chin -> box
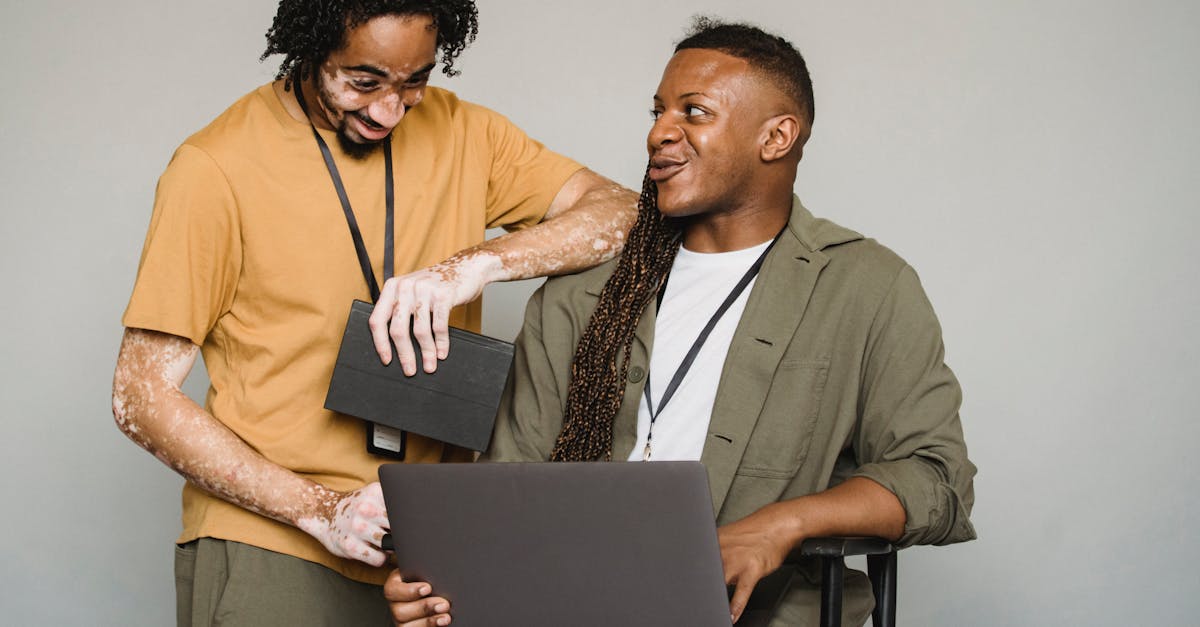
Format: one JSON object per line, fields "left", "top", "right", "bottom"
{"left": 336, "top": 128, "right": 385, "bottom": 160}
{"left": 653, "top": 185, "right": 683, "bottom": 214}
{"left": 655, "top": 192, "right": 703, "bottom": 219}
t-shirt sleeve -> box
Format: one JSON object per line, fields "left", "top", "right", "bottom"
{"left": 478, "top": 107, "right": 583, "bottom": 231}
{"left": 121, "top": 143, "right": 242, "bottom": 346}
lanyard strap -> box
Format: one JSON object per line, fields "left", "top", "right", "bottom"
{"left": 294, "top": 79, "right": 394, "bottom": 302}
{"left": 643, "top": 229, "right": 784, "bottom": 425}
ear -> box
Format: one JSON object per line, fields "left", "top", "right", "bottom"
{"left": 759, "top": 114, "right": 808, "bottom": 163}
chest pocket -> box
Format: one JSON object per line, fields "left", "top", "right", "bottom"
{"left": 734, "top": 358, "right": 830, "bottom": 479}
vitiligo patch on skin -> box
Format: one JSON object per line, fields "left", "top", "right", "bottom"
{"left": 372, "top": 174, "right": 636, "bottom": 369}
{"left": 482, "top": 183, "right": 635, "bottom": 281}
{"left": 112, "top": 174, "right": 637, "bottom": 565}
{"left": 111, "top": 328, "right": 389, "bottom": 566}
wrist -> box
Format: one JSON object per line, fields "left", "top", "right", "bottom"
{"left": 445, "top": 250, "right": 506, "bottom": 285}
{"left": 767, "top": 499, "right": 811, "bottom": 550}
{"left": 295, "top": 483, "right": 342, "bottom": 529}
{"left": 473, "top": 250, "right": 506, "bottom": 284}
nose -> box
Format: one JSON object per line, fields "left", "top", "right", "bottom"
{"left": 647, "top": 113, "right": 681, "bottom": 152}
{"left": 367, "top": 86, "right": 423, "bottom": 129}
{"left": 366, "top": 92, "right": 404, "bottom": 129}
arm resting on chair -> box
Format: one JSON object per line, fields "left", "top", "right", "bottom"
{"left": 720, "top": 476, "right": 904, "bottom": 623}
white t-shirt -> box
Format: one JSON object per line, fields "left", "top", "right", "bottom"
{"left": 627, "top": 239, "right": 773, "bottom": 462}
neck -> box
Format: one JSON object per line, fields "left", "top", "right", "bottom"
{"left": 682, "top": 193, "right": 792, "bottom": 253}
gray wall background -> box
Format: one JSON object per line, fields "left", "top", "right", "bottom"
{"left": 2, "top": 1, "right": 1197, "bottom": 625}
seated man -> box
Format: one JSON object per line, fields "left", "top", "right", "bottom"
{"left": 386, "top": 18, "right": 976, "bottom": 627}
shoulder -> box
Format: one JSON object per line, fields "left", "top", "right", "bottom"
{"left": 410, "top": 86, "right": 510, "bottom": 128}
{"left": 520, "top": 258, "right": 621, "bottom": 330}
{"left": 828, "top": 237, "right": 910, "bottom": 288}
{"left": 182, "top": 84, "right": 279, "bottom": 159}
{"left": 512, "top": 259, "right": 621, "bottom": 360}
{"left": 541, "top": 258, "right": 618, "bottom": 302}
{"left": 804, "top": 222, "right": 943, "bottom": 333}
{"left": 789, "top": 201, "right": 911, "bottom": 292}
{"left": 408, "top": 85, "right": 464, "bottom": 119}
{"left": 152, "top": 85, "right": 284, "bottom": 210}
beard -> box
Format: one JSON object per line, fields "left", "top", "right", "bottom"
{"left": 317, "top": 81, "right": 389, "bottom": 160}
{"left": 335, "top": 125, "right": 387, "bottom": 160}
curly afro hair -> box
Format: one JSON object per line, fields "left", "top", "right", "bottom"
{"left": 261, "top": 0, "right": 479, "bottom": 88}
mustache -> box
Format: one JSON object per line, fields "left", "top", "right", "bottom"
{"left": 354, "top": 111, "right": 385, "bottom": 130}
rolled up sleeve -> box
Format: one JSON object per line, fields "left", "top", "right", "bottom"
{"left": 851, "top": 265, "right": 977, "bottom": 547}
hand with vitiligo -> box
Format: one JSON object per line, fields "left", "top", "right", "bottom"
{"left": 368, "top": 169, "right": 638, "bottom": 377}
{"left": 369, "top": 255, "right": 493, "bottom": 376}
{"left": 298, "top": 482, "right": 391, "bottom": 567}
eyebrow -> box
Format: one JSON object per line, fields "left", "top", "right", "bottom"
{"left": 406, "top": 63, "right": 436, "bottom": 79}
{"left": 653, "top": 91, "right": 710, "bottom": 102}
{"left": 344, "top": 62, "right": 437, "bottom": 80}
{"left": 345, "top": 64, "right": 390, "bottom": 78}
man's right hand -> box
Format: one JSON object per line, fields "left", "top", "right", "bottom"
{"left": 297, "top": 482, "right": 391, "bottom": 567}
{"left": 384, "top": 569, "right": 452, "bottom": 626}
{"left": 369, "top": 255, "right": 495, "bottom": 376}
{"left": 112, "top": 328, "right": 394, "bottom": 567}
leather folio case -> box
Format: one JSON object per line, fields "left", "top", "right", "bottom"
{"left": 324, "top": 300, "right": 515, "bottom": 452}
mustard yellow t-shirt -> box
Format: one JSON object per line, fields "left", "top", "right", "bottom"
{"left": 122, "top": 83, "right": 582, "bottom": 584}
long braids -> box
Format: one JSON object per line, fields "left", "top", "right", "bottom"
{"left": 550, "top": 167, "right": 681, "bottom": 462}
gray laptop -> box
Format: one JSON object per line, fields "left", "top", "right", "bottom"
{"left": 379, "top": 461, "right": 733, "bottom": 627}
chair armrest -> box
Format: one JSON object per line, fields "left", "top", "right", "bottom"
{"left": 787, "top": 536, "right": 893, "bottom": 563}
{"left": 783, "top": 538, "right": 897, "bottom": 627}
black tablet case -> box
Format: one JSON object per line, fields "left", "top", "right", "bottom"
{"left": 324, "top": 300, "right": 514, "bottom": 452}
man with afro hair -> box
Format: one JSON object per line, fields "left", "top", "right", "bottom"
{"left": 112, "top": 1, "right": 636, "bottom": 624}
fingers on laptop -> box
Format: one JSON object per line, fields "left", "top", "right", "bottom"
{"left": 725, "top": 562, "right": 771, "bottom": 625}
{"left": 393, "top": 604, "right": 451, "bottom": 627}
{"left": 726, "top": 574, "right": 757, "bottom": 624}
{"left": 384, "top": 570, "right": 451, "bottom": 626}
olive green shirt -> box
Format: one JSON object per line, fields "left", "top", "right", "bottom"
{"left": 486, "top": 197, "right": 976, "bottom": 625}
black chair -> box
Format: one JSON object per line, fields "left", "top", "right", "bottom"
{"left": 788, "top": 537, "right": 897, "bottom": 627}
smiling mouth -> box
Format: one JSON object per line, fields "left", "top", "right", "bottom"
{"left": 648, "top": 158, "right": 686, "bottom": 182}
{"left": 351, "top": 113, "right": 391, "bottom": 141}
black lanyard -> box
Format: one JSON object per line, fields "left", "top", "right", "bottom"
{"left": 641, "top": 229, "right": 783, "bottom": 460}
{"left": 294, "top": 80, "right": 394, "bottom": 302}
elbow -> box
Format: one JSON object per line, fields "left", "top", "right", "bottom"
{"left": 921, "top": 480, "right": 977, "bottom": 546}
{"left": 111, "top": 327, "right": 197, "bottom": 446}
{"left": 111, "top": 364, "right": 150, "bottom": 442}
{"left": 111, "top": 383, "right": 139, "bottom": 440}
{"left": 854, "top": 456, "right": 977, "bottom": 548}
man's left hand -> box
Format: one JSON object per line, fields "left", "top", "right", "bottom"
{"left": 717, "top": 503, "right": 798, "bottom": 624}
{"left": 368, "top": 254, "right": 498, "bottom": 375}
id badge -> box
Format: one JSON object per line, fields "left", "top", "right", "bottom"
{"left": 367, "top": 422, "right": 406, "bottom": 460}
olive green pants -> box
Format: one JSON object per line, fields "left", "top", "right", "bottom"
{"left": 174, "top": 538, "right": 391, "bottom": 627}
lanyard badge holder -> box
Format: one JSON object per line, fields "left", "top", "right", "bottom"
{"left": 296, "top": 80, "right": 407, "bottom": 460}
{"left": 641, "top": 228, "right": 784, "bottom": 461}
